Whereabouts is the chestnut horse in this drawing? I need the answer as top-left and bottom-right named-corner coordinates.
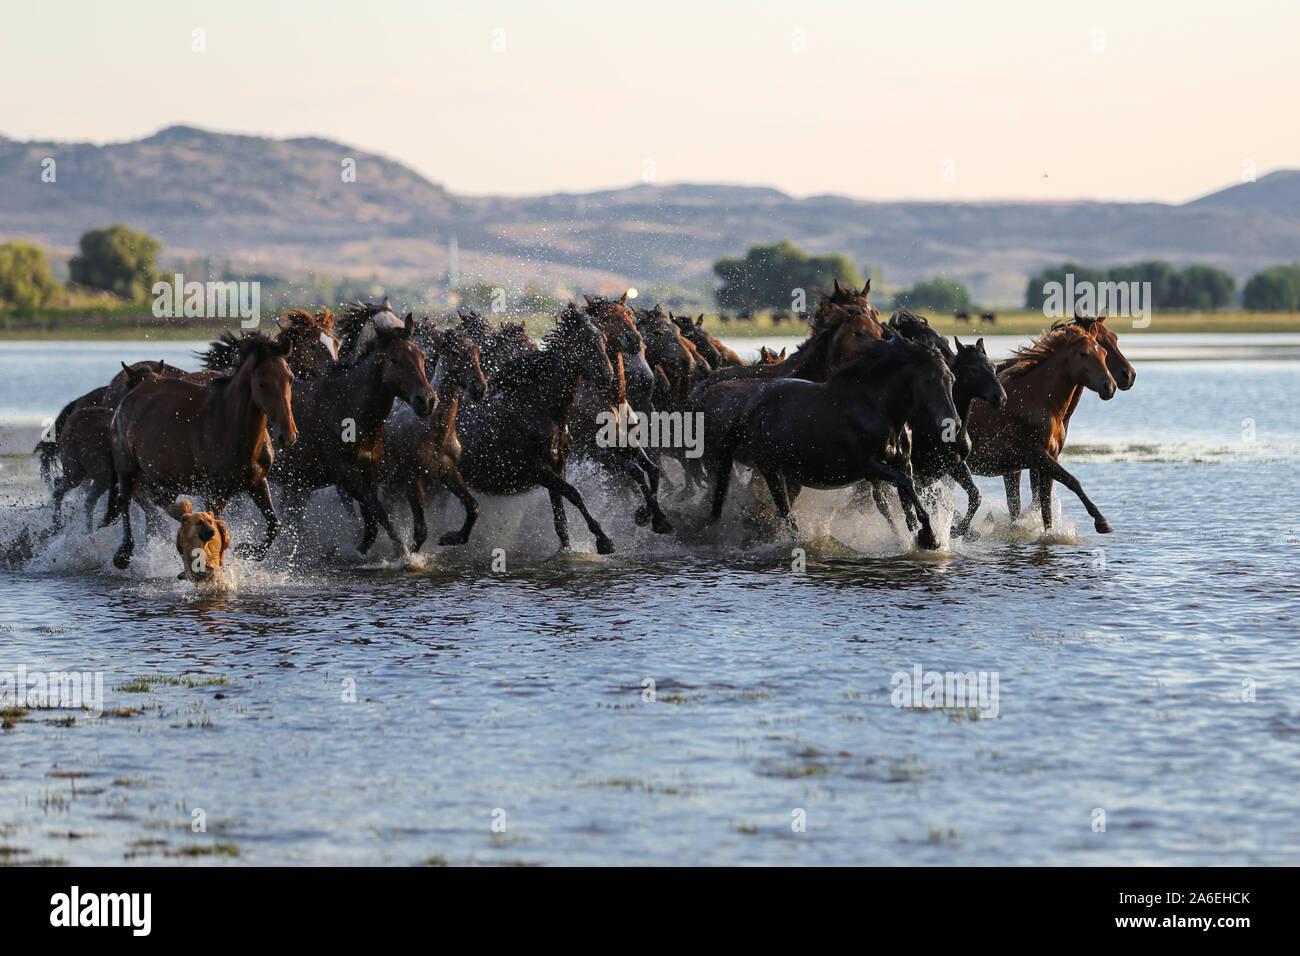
top-left (706, 335), bottom-right (957, 551)
top-left (1000, 310), bottom-right (1136, 521)
top-left (455, 304), bottom-right (618, 554)
top-left (272, 313), bottom-right (436, 557)
top-left (967, 323), bottom-right (1117, 533)
top-left (104, 333), bottom-right (298, 569)
top-left (377, 328), bottom-right (488, 549)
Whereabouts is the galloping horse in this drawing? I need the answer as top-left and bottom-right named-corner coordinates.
top-left (455, 304), bottom-right (619, 554)
top-left (569, 294), bottom-right (673, 534)
top-left (377, 328), bottom-right (489, 549)
top-left (706, 335), bottom-right (958, 551)
top-left (1001, 310), bottom-right (1136, 522)
top-left (104, 333), bottom-right (298, 569)
top-left (863, 311), bottom-right (1006, 538)
top-left (967, 323), bottom-right (1117, 533)
top-left (272, 312), bottom-right (436, 557)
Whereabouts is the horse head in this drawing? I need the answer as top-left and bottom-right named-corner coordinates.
top-left (1070, 306), bottom-right (1135, 390)
top-left (237, 332), bottom-right (298, 447)
top-left (952, 336), bottom-right (1006, 410)
top-left (375, 313), bottom-right (437, 417)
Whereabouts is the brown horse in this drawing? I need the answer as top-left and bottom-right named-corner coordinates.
top-left (455, 304), bottom-right (618, 554)
top-left (195, 308), bottom-right (339, 383)
top-left (104, 333), bottom-right (298, 569)
top-left (569, 294), bottom-right (673, 534)
top-left (703, 280), bottom-right (883, 385)
top-left (377, 328), bottom-right (488, 549)
top-left (272, 313), bottom-right (436, 557)
top-left (967, 323), bottom-right (1117, 533)
top-left (51, 363), bottom-right (159, 532)
top-left (672, 313), bottom-right (743, 369)
top-left (1000, 309), bottom-right (1136, 521)
top-left (35, 359), bottom-right (190, 487)
top-left (706, 335), bottom-right (958, 551)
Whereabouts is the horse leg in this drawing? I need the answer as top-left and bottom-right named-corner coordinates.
top-left (1004, 472), bottom-right (1022, 519)
top-left (111, 472), bottom-right (141, 568)
top-left (436, 469), bottom-right (479, 547)
top-left (952, 464), bottom-right (981, 539)
top-left (708, 447), bottom-right (735, 522)
top-left (757, 466), bottom-right (797, 535)
top-left (867, 481), bottom-right (902, 535)
top-left (404, 479), bottom-right (429, 552)
top-left (868, 460), bottom-right (939, 551)
top-left (533, 466), bottom-right (615, 554)
top-left (1034, 454), bottom-right (1111, 534)
top-left (617, 450), bottom-right (672, 534)
top-left (342, 473), bottom-right (404, 556)
top-left (84, 478), bottom-right (108, 533)
top-left (245, 478), bottom-right (281, 559)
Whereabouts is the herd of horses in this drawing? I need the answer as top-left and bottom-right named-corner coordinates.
top-left (34, 280), bottom-right (1135, 573)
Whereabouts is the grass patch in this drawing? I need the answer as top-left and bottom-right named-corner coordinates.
top-left (115, 674), bottom-right (228, 693)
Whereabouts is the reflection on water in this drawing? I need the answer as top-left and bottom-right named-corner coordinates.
top-left (0, 342), bottom-right (1298, 865)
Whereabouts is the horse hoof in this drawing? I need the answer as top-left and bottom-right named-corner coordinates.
top-left (596, 536), bottom-right (615, 555)
top-left (651, 515), bottom-right (673, 534)
top-left (1095, 519), bottom-right (1113, 534)
top-left (633, 506), bottom-right (651, 527)
top-left (917, 529), bottom-right (940, 551)
top-left (112, 548), bottom-right (132, 569)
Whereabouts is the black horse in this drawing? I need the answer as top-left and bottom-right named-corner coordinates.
top-left (706, 335), bottom-right (957, 551)
top-left (455, 304), bottom-right (619, 554)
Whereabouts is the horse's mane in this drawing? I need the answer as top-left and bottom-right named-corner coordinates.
top-left (888, 309), bottom-right (954, 361)
top-left (490, 307), bottom-right (590, 390)
top-left (827, 333), bottom-right (943, 387)
top-left (336, 299), bottom-right (404, 358)
top-left (196, 331), bottom-right (245, 371)
top-left (206, 332), bottom-right (283, 385)
top-left (1001, 324), bottom-right (1090, 380)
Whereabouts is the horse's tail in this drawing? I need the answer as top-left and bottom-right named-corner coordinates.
top-left (35, 439), bottom-right (58, 488)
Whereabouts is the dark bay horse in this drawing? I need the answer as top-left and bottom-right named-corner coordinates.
top-left (967, 323), bottom-right (1117, 533)
top-left (35, 359), bottom-right (189, 487)
top-left (569, 295), bottom-right (672, 534)
top-left (455, 304), bottom-right (618, 554)
top-left (454, 309), bottom-right (540, 383)
top-left (104, 333), bottom-right (298, 569)
top-left (377, 328), bottom-right (488, 549)
top-left (706, 335), bottom-right (958, 551)
top-left (863, 311), bottom-right (1006, 538)
top-left (51, 363), bottom-right (159, 532)
top-left (1001, 310), bottom-right (1136, 521)
top-left (272, 313), bottom-right (436, 557)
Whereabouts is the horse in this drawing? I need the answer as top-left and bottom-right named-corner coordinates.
top-left (455, 308), bottom-right (540, 383)
top-left (1000, 309), bottom-right (1136, 522)
top-left (103, 333), bottom-right (298, 569)
top-left (863, 311), bottom-right (1006, 538)
top-left (756, 346), bottom-right (787, 365)
top-left (672, 313), bottom-right (743, 369)
top-left (50, 363), bottom-right (160, 532)
top-left (271, 312), bottom-right (436, 557)
top-left (568, 294), bottom-right (672, 534)
top-left (454, 304), bottom-right (618, 554)
top-left (35, 359), bottom-right (190, 488)
top-left (705, 334), bottom-right (958, 551)
top-left (966, 323), bottom-right (1117, 534)
top-left (702, 279), bottom-right (883, 386)
top-left (195, 308), bottom-right (339, 383)
top-left (376, 328), bottom-right (488, 549)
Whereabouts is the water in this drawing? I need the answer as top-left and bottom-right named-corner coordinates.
top-left (1, 338), bottom-right (1299, 866)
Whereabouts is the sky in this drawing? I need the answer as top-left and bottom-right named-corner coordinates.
top-left (2, 0), bottom-right (1297, 203)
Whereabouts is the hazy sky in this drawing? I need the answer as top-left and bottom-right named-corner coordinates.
top-left (3, 0), bottom-right (1296, 202)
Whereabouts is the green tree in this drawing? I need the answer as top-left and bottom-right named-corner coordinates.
top-left (0, 241), bottom-right (62, 309)
top-left (68, 224), bottom-right (161, 301)
top-left (714, 240), bottom-right (863, 315)
top-left (1024, 262), bottom-right (1108, 310)
top-left (894, 276), bottom-right (972, 313)
top-left (1242, 264), bottom-right (1300, 311)
top-left (1171, 265), bottom-right (1235, 310)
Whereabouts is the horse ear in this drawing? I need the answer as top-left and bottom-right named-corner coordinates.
top-left (833, 279), bottom-right (846, 295)
top-left (861, 278), bottom-right (871, 296)
top-left (166, 499), bottom-right (193, 521)
top-left (583, 294), bottom-right (596, 306)
top-left (382, 296), bottom-right (392, 311)
top-left (1097, 306), bottom-right (1108, 320)
top-left (1074, 302), bottom-right (1086, 320)
top-left (696, 314), bottom-right (704, 327)
top-left (976, 337), bottom-right (986, 352)
top-left (121, 361), bottom-right (132, 374)
top-left (404, 313), bottom-right (415, 335)
top-left (953, 336), bottom-right (963, 350)
top-left (619, 291), bottom-right (628, 305)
